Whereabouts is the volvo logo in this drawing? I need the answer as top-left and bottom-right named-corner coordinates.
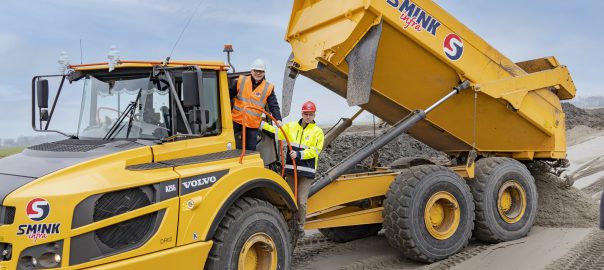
top-left (26, 198), bottom-right (50, 222)
top-left (182, 176), bottom-right (217, 189)
top-left (180, 170), bottom-right (229, 195)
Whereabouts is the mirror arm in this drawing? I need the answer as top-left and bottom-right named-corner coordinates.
top-left (193, 66), bottom-right (207, 135)
top-left (44, 75), bottom-right (66, 130)
top-left (39, 107), bottom-right (43, 132)
top-left (163, 71), bottom-right (193, 134)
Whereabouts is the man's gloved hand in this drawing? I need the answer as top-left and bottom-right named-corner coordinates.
top-left (290, 150), bottom-right (297, 160)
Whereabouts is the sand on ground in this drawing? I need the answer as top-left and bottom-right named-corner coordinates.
top-left (293, 228), bottom-right (593, 270)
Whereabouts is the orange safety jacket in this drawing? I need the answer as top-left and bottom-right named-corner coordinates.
top-left (231, 75), bottom-right (275, 128)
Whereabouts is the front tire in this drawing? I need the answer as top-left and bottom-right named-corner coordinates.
top-left (205, 197), bottom-right (291, 270)
top-left (383, 165), bottom-right (474, 263)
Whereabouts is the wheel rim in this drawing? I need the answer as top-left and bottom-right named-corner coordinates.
top-left (497, 180), bottom-right (527, 224)
top-left (238, 233), bottom-right (277, 270)
top-left (424, 191), bottom-right (460, 240)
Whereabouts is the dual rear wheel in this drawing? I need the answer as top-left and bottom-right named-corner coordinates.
top-left (469, 157), bottom-right (538, 242)
top-left (383, 158), bottom-right (537, 262)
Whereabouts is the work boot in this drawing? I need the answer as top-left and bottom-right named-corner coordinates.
top-left (296, 204), bottom-right (307, 239)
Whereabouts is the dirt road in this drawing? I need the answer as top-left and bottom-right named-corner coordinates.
top-left (293, 227), bottom-right (594, 270)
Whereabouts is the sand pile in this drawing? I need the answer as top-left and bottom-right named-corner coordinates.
top-left (317, 132), bottom-right (447, 175)
top-left (527, 161), bottom-right (599, 228)
top-left (562, 103), bottom-right (604, 130)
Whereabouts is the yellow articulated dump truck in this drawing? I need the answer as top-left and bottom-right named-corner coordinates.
top-left (0, 61), bottom-right (297, 269)
top-left (283, 0), bottom-right (576, 263)
top-left (0, 1), bottom-right (576, 270)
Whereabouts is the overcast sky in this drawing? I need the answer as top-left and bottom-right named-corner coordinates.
top-left (1, 0), bottom-right (602, 139)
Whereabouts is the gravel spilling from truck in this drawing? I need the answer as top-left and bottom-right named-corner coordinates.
top-left (527, 161), bottom-right (599, 227)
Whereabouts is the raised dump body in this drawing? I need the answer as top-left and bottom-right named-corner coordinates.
top-left (284, 0), bottom-right (576, 160)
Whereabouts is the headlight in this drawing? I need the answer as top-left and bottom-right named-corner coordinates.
top-left (18, 256), bottom-right (37, 270)
top-left (18, 241), bottom-right (63, 270)
top-left (38, 252), bottom-right (61, 268)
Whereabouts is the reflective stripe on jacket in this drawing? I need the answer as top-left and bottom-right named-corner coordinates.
top-left (232, 75), bottom-right (274, 128)
top-left (261, 119), bottom-right (324, 178)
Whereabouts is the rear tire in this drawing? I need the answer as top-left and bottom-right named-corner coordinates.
top-left (205, 197), bottom-right (291, 270)
top-left (469, 157), bottom-right (538, 243)
top-left (319, 224), bottom-right (382, 243)
top-left (383, 165), bottom-right (474, 263)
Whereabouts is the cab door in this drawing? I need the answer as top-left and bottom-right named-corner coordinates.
top-left (150, 68), bottom-right (237, 246)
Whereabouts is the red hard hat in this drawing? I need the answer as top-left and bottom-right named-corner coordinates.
top-left (301, 101), bottom-right (316, 112)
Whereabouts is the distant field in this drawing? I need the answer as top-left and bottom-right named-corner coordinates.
top-left (0, 147), bottom-right (24, 158)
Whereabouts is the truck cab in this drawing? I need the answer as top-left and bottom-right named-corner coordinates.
top-left (0, 61), bottom-right (295, 270)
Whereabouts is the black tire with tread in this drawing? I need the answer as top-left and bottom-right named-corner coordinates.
top-left (468, 157), bottom-right (538, 243)
top-left (205, 197), bottom-right (291, 270)
top-left (319, 223), bottom-right (382, 243)
top-left (383, 165), bottom-right (475, 263)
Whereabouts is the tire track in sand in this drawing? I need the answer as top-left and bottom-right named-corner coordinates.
top-left (545, 229), bottom-right (604, 270)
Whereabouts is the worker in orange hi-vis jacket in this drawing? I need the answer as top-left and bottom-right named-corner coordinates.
top-left (230, 59), bottom-right (282, 150)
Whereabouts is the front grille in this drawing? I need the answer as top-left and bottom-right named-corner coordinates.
top-left (95, 212), bottom-right (157, 250)
top-left (92, 188), bottom-right (154, 250)
top-left (0, 206), bottom-right (15, 225)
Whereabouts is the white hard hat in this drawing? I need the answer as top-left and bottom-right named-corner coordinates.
top-left (251, 59), bottom-right (266, 71)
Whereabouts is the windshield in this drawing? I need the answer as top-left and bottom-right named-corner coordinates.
top-left (77, 75), bottom-right (171, 140)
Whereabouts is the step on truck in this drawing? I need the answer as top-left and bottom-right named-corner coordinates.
top-left (282, 0), bottom-right (576, 263)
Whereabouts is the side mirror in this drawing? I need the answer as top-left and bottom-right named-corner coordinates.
top-left (37, 80), bottom-right (49, 109)
top-left (182, 71), bottom-right (200, 107)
